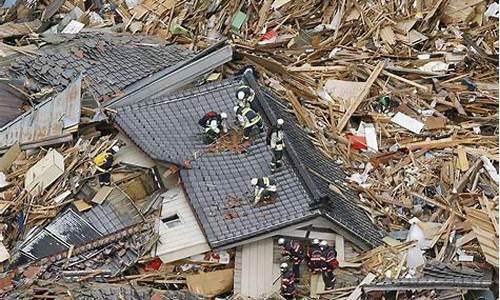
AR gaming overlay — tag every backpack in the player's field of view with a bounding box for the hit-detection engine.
[198,111,218,126]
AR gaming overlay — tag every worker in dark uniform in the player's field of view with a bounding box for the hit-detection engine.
[235,85,256,110]
[306,239,323,274]
[198,111,228,144]
[234,104,264,140]
[266,118,285,172]
[320,240,338,290]
[94,145,120,186]
[250,177,277,204]
[278,238,305,281]
[280,263,296,300]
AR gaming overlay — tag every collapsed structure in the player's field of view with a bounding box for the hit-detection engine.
[0,0,497,298]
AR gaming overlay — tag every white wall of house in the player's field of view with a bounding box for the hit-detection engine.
[154,186,210,263]
[235,238,278,299]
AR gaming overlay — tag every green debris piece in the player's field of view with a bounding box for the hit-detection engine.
[231,11,247,32]
[169,20,193,38]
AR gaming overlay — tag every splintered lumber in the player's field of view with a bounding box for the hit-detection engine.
[336,62,384,131]
[464,207,499,267]
[345,273,376,300]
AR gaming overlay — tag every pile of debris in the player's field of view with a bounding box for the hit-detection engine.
[0,0,497,299]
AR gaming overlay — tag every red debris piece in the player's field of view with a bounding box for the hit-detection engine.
[23,265,41,279]
[261,29,277,41]
[151,292,164,300]
[0,276,12,291]
[347,134,367,150]
[144,257,162,271]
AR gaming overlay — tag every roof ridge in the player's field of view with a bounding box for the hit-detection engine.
[243,70,326,208]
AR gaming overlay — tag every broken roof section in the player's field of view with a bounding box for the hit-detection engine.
[363,262,493,292]
[9,33,194,102]
[116,77,316,248]
[0,82,27,127]
[0,75,81,151]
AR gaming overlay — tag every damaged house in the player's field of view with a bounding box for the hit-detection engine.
[0,27,494,299]
[114,70,384,298]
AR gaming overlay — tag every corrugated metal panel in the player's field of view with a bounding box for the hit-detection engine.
[0,82,26,127]
[20,230,68,260]
[0,75,81,149]
[45,209,102,246]
[81,187,142,235]
[240,238,276,298]
[155,187,210,263]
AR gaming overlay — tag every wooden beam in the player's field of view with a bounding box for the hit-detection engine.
[337,62,384,131]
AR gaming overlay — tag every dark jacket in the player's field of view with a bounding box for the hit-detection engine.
[281,270,296,296]
[282,239,305,263]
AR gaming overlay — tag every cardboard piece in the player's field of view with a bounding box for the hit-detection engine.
[425,116,446,130]
[0,143,21,173]
[391,112,424,134]
[25,149,65,196]
[186,269,233,297]
[73,200,92,212]
[91,186,113,204]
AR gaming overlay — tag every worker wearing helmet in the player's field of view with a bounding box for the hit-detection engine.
[234,104,264,141]
[306,239,323,273]
[280,262,296,300]
[94,144,120,186]
[320,240,338,290]
[197,111,228,144]
[278,238,305,281]
[235,85,255,109]
[250,177,277,204]
[266,118,285,172]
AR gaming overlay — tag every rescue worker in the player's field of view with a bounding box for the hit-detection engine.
[94,144,120,186]
[306,239,323,273]
[278,238,304,281]
[198,111,228,144]
[250,177,277,204]
[266,118,285,172]
[280,263,296,300]
[235,85,256,109]
[234,105,264,140]
[320,240,338,290]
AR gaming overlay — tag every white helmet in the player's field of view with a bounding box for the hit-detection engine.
[111,145,120,153]
[233,106,239,114]
[280,262,288,273]
[277,119,284,126]
[312,239,319,245]
[278,238,285,245]
[237,90,246,100]
[251,178,258,185]
[221,112,227,119]
[320,240,328,247]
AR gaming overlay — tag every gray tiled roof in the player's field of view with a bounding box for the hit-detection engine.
[9,33,194,101]
[263,93,384,247]
[116,78,316,247]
